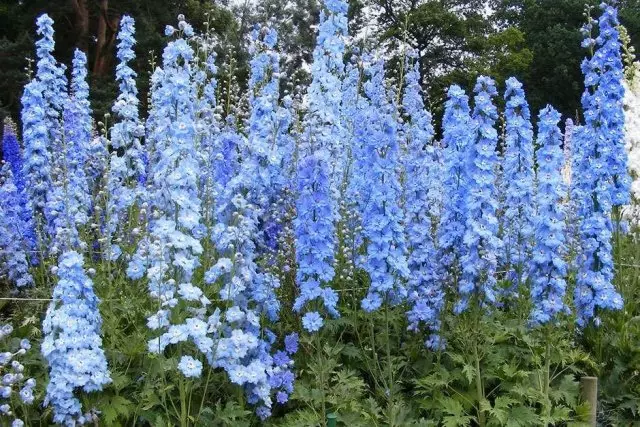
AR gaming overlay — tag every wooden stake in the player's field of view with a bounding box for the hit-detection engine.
[580,376,598,426]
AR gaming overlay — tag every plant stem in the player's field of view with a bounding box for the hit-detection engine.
[474,339,485,427]
[315,332,327,427]
[385,302,394,426]
[179,377,188,427]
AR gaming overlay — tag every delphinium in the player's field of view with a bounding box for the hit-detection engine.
[20,78,51,244]
[333,54,364,296]
[34,14,67,162]
[41,251,111,425]
[293,151,338,330]
[2,119,25,196]
[458,76,502,313]
[572,5,624,326]
[402,55,444,349]
[563,118,581,271]
[46,49,92,252]
[245,25,292,255]
[104,15,145,261]
[572,119,623,325]
[2,119,35,251]
[293,0,346,331]
[200,29,296,417]
[357,56,409,312]
[142,21,208,376]
[0,166,34,288]
[594,3,630,207]
[308,0,348,187]
[0,323,36,427]
[437,85,472,305]
[194,42,220,231]
[530,106,569,325]
[501,77,535,290]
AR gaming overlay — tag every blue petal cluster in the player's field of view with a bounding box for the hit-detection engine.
[105,15,145,260]
[34,14,67,161]
[572,3,625,326]
[293,152,338,328]
[501,77,535,286]
[2,119,34,250]
[41,251,111,425]
[306,0,348,194]
[358,57,409,312]
[21,80,51,234]
[591,3,630,206]
[47,49,92,252]
[2,119,24,195]
[530,106,568,325]
[0,323,36,426]
[402,57,443,348]
[0,166,33,288]
[458,76,502,313]
[437,85,472,292]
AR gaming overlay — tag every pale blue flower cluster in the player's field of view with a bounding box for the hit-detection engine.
[306,0,348,194]
[572,3,625,326]
[0,324,36,427]
[0,166,33,288]
[501,77,535,285]
[592,3,630,206]
[2,119,24,195]
[20,79,51,231]
[402,57,443,348]
[34,14,67,161]
[458,76,502,313]
[437,85,472,292]
[42,251,111,425]
[105,15,145,261]
[358,57,409,312]
[2,119,34,250]
[47,49,92,252]
[294,0,347,329]
[530,106,568,325]
[143,25,208,373]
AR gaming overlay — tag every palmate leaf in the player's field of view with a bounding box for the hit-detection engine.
[99,395,134,426]
[440,397,475,427]
[504,406,539,427]
[549,374,579,406]
[481,395,518,425]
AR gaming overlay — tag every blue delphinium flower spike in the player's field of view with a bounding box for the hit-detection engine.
[437,85,472,301]
[41,251,111,425]
[402,55,444,349]
[458,76,502,313]
[501,77,535,289]
[530,106,569,325]
[357,56,409,312]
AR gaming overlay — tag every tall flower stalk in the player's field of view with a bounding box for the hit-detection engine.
[530,106,568,325]
[501,77,535,289]
[458,76,502,313]
[402,56,443,349]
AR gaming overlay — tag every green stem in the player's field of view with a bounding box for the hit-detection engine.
[473,319,486,427]
[384,303,394,426]
[179,378,188,427]
[316,331,327,427]
[543,328,552,416]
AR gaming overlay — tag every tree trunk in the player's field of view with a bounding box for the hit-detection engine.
[93,0,120,77]
[70,0,90,53]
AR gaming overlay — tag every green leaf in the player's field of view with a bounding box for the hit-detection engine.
[505,406,539,427]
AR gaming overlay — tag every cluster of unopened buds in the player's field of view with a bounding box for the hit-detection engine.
[0,324,36,427]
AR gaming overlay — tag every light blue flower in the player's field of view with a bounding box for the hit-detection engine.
[178,356,203,378]
[302,312,324,332]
